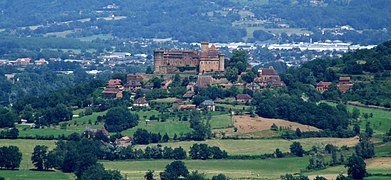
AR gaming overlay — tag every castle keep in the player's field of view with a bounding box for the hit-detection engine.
[154,42,225,74]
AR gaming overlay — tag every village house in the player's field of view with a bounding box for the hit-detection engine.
[15,58,31,66]
[84,126,110,138]
[316,81,332,93]
[102,79,124,99]
[183,91,195,100]
[133,97,149,107]
[34,58,48,65]
[255,66,285,87]
[125,74,143,92]
[201,100,215,111]
[114,136,132,147]
[172,99,184,108]
[337,76,354,93]
[236,94,252,103]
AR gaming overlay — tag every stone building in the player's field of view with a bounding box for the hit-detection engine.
[154,42,225,74]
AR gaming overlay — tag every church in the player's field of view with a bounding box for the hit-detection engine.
[153,42,225,74]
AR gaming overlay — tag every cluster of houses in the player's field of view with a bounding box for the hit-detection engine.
[0,58,51,66]
[316,76,354,93]
[84,126,133,147]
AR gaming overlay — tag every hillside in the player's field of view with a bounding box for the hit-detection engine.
[0,0,390,44]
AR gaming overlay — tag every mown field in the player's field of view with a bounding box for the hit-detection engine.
[102,157,309,179]
[137,137,359,155]
[0,170,72,180]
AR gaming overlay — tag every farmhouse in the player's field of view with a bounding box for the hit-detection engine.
[201,100,216,111]
[84,126,110,138]
[125,74,143,92]
[316,81,332,93]
[102,79,124,99]
[337,76,354,93]
[133,97,149,107]
[255,66,285,87]
[114,136,132,147]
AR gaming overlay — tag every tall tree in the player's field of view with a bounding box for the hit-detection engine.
[345,154,366,180]
[104,107,139,132]
[32,145,48,171]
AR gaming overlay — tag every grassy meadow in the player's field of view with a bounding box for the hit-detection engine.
[102,157,309,179]
[137,137,358,156]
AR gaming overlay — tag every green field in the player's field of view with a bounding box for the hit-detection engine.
[102,157,309,179]
[0,170,72,180]
[210,114,232,129]
[78,34,114,41]
[121,120,192,137]
[375,142,391,157]
[137,137,358,156]
[150,98,180,103]
[0,139,57,170]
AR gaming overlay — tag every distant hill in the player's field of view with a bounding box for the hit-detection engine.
[0,0,390,43]
[283,40,391,107]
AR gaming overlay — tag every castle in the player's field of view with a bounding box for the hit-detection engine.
[154,42,225,74]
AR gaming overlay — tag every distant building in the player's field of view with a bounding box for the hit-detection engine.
[255,66,285,87]
[154,42,225,74]
[15,58,31,66]
[35,58,48,65]
[114,136,132,147]
[84,126,110,138]
[125,74,143,92]
[183,91,195,100]
[196,75,213,89]
[236,94,252,103]
[178,104,196,110]
[201,100,215,111]
[133,97,149,107]
[102,79,124,99]
[316,81,332,93]
[337,77,353,93]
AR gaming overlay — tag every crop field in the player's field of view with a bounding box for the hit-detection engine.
[0,170,72,180]
[137,137,359,156]
[209,114,232,129]
[102,157,309,179]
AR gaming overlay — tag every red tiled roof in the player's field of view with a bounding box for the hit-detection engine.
[339,77,351,81]
[317,81,332,87]
[260,67,278,76]
[107,79,122,85]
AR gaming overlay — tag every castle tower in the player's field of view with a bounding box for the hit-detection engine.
[201,42,209,52]
[218,54,225,71]
[153,49,164,74]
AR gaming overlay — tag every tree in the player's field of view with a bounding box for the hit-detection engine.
[104,107,139,132]
[212,174,228,180]
[295,128,302,138]
[162,133,170,142]
[355,133,375,159]
[365,122,373,137]
[173,147,187,160]
[290,142,304,157]
[345,154,366,179]
[353,123,360,135]
[275,148,284,158]
[241,70,255,83]
[352,107,360,120]
[225,67,239,83]
[7,128,19,139]
[187,171,206,180]
[80,163,123,180]
[0,146,22,169]
[145,170,155,180]
[133,129,150,144]
[32,145,48,171]
[0,107,17,128]
[160,161,189,180]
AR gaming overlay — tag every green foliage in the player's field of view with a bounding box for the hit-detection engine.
[104,107,139,132]
[80,163,123,180]
[0,107,17,128]
[0,146,22,169]
[31,145,48,171]
[212,174,228,180]
[160,161,189,180]
[145,170,154,180]
[355,133,375,159]
[290,142,304,157]
[189,144,228,160]
[225,67,239,83]
[345,154,366,180]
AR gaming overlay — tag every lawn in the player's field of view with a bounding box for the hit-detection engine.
[102,157,309,179]
[210,114,232,129]
[136,137,358,156]
[375,142,391,157]
[215,103,251,111]
[150,98,180,103]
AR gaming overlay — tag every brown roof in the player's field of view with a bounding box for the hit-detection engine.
[102,88,119,94]
[183,91,195,98]
[236,94,252,100]
[135,97,148,104]
[196,76,212,89]
[107,79,122,86]
[127,74,143,82]
[317,81,332,87]
[337,84,353,93]
[178,105,196,109]
[339,77,351,81]
[260,67,278,76]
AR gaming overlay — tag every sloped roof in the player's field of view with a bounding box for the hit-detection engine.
[236,94,252,100]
